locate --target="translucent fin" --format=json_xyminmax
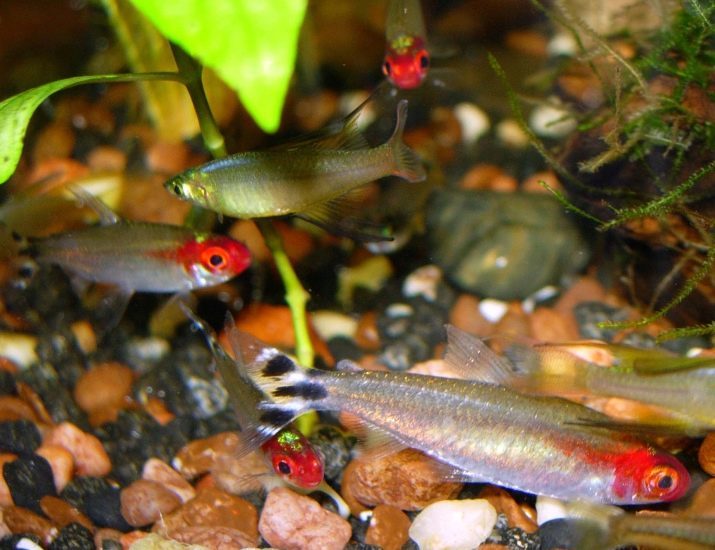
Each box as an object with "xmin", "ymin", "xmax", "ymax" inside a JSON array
[
  {"xmin": 269, "ymin": 96, "xmax": 370, "ymax": 152},
  {"xmin": 335, "ymin": 359, "xmax": 363, "ymax": 372},
  {"xmin": 68, "ymin": 185, "xmax": 120, "ymax": 225},
  {"xmin": 388, "ymin": 99, "xmax": 426, "ymax": 182},
  {"xmin": 567, "ymin": 416, "xmax": 706, "ymax": 438},
  {"xmin": 296, "ymin": 189, "xmax": 394, "ymax": 242},
  {"xmin": 443, "ymin": 325, "xmax": 515, "ymax": 385},
  {"xmin": 90, "ymin": 286, "xmax": 133, "ymax": 334}
]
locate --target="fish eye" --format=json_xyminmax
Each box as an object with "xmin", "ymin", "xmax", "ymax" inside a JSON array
[
  {"xmin": 419, "ymin": 51, "xmax": 430, "ymax": 69},
  {"xmin": 644, "ymin": 465, "xmax": 679, "ymax": 496},
  {"xmin": 382, "ymin": 60, "xmax": 392, "ymax": 76},
  {"xmin": 277, "ymin": 459, "xmax": 292, "ymax": 475},
  {"xmin": 200, "ymin": 246, "xmax": 230, "ymax": 272}
]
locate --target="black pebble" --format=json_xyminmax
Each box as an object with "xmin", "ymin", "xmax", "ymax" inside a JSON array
[
  {"xmin": 0, "ymin": 370, "xmax": 16, "ymax": 396},
  {"xmin": 3, "ymin": 453, "xmax": 57, "ymax": 514},
  {"xmin": 84, "ymin": 487, "xmax": 132, "ymax": 532},
  {"xmin": 0, "ymin": 419, "xmax": 41, "ymax": 454},
  {"xmin": 539, "ymin": 518, "xmax": 607, "ymax": 550},
  {"xmin": 309, "ymin": 424, "xmax": 356, "ymax": 483},
  {"xmin": 61, "ymin": 476, "xmax": 114, "ymax": 510},
  {"xmin": 48, "ymin": 522, "xmax": 94, "ymax": 550},
  {"xmin": 0, "ymin": 534, "xmax": 43, "ymax": 549}
]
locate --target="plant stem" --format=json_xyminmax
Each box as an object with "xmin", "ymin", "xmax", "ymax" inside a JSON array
[
  {"xmin": 256, "ymin": 220, "xmax": 314, "ymax": 367},
  {"xmin": 169, "ymin": 44, "xmax": 317, "ymax": 432}
]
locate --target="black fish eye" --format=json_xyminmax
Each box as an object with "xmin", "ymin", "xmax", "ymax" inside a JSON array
[
  {"xmin": 658, "ymin": 475, "xmax": 673, "ymax": 489},
  {"xmin": 383, "ymin": 60, "xmax": 392, "ymax": 75},
  {"xmin": 173, "ymin": 183, "xmax": 182, "ymax": 195},
  {"xmin": 420, "ymin": 53, "xmax": 430, "ymax": 69},
  {"xmin": 277, "ymin": 460, "xmax": 291, "ymax": 474},
  {"xmin": 209, "ymin": 254, "xmax": 223, "ymax": 266}
]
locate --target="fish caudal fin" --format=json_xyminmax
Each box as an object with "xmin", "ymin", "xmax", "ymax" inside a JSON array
[
  {"xmin": 235, "ymin": 335, "xmax": 327, "ymax": 429},
  {"xmin": 389, "ymin": 100, "xmax": 427, "ymax": 183}
]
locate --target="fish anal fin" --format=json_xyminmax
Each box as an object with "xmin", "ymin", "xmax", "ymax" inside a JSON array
[
  {"xmin": 296, "ymin": 190, "xmax": 394, "ymax": 243},
  {"xmin": 88, "ymin": 285, "xmax": 133, "ymax": 334}
]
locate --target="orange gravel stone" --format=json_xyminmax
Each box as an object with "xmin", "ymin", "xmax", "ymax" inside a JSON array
[
  {"xmin": 259, "ymin": 487, "xmax": 351, "ymax": 550},
  {"xmin": 365, "ymin": 504, "xmax": 411, "ymax": 550},
  {"xmin": 173, "ymin": 431, "xmax": 244, "ymax": 479},
  {"xmin": 449, "ymin": 294, "xmax": 495, "ymax": 338},
  {"xmin": 341, "ymin": 449, "xmax": 462, "ymax": 511},
  {"xmin": 529, "ymin": 306, "xmax": 580, "ymax": 342},
  {"xmin": 73, "ymin": 362, "xmax": 134, "ymax": 414},
  {"xmin": 36, "ymin": 444, "xmax": 74, "ymax": 493},
  {"xmin": 478, "ymin": 486, "xmax": 538, "ymax": 533},
  {"xmin": 0, "ymin": 454, "xmax": 17, "ymax": 506},
  {"xmin": 3, "ymin": 505, "xmax": 58, "ymax": 546},
  {"xmin": 698, "ymin": 432, "xmax": 715, "ymax": 476},
  {"xmin": 43, "ymin": 422, "xmax": 111, "ymax": 477},
  {"xmin": 142, "ymin": 458, "xmax": 196, "ymax": 503},
  {"xmin": 121, "ymin": 479, "xmax": 182, "ymax": 527},
  {"xmin": 167, "ymin": 525, "xmax": 259, "ymax": 549},
  {"xmin": 0, "ymin": 395, "xmax": 39, "ymax": 422},
  {"xmin": 40, "ymin": 495, "xmax": 93, "ymax": 531}
]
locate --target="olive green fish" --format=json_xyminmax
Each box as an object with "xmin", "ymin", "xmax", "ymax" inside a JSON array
[{"xmin": 164, "ymin": 100, "xmax": 425, "ymax": 239}]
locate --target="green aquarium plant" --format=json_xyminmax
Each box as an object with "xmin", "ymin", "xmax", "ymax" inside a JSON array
[
  {"xmin": 491, "ymin": 1, "xmax": 714, "ymax": 341},
  {"xmin": 0, "ymin": 0, "xmax": 318, "ymax": 428}
]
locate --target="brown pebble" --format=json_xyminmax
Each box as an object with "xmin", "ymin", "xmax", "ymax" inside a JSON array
[
  {"xmin": 365, "ymin": 504, "xmax": 411, "ymax": 550},
  {"xmin": 478, "ymin": 486, "xmax": 538, "ymax": 533},
  {"xmin": 0, "ymin": 454, "xmax": 17, "ymax": 506},
  {"xmin": 146, "ymin": 141, "xmax": 190, "ymax": 175},
  {"xmin": 142, "ymin": 458, "xmax": 196, "ymax": 503},
  {"xmin": 685, "ymin": 478, "xmax": 715, "ymax": 517},
  {"xmin": 0, "ymin": 395, "xmax": 39, "ymax": 422},
  {"xmin": 86, "ymin": 145, "xmax": 127, "ymax": 172},
  {"xmin": 155, "ymin": 486, "xmax": 258, "ymax": 544},
  {"xmin": 3, "ymin": 505, "xmax": 58, "ymax": 546},
  {"xmin": 460, "ymin": 164, "xmax": 506, "ymax": 191},
  {"xmin": 341, "ymin": 449, "xmax": 462, "ymax": 511},
  {"xmin": 521, "ymin": 170, "xmax": 561, "ymax": 194},
  {"xmin": 69, "ymin": 320, "xmax": 97, "ymax": 355},
  {"xmin": 430, "ymin": 107, "xmax": 462, "ymax": 164},
  {"xmin": 449, "ymin": 294, "xmax": 495, "ymax": 338},
  {"xmin": 554, "ymin": 276, "xmax": 607, "ymax": 318},
  {"xmin": 698, "ymin": 433, "xmax": 715, "ymax": 476},
  {"xmin": 493, "ymin": 303, "xmax": 532, "ymax": 345},
  {"xmin": 32, "ymin": 121, "xmax": 76, "ymax": 164},
  {"xmin": 94, "ymin": 528, "xmax": 123, "ymax": 549},
  {"xmin": 355, "ymin": 311, "xmax": 381, "ymax": 351},
  {"xmin": 211, "ymin": 448, "xmax": 271, "ymax": 496},
  {"xmin": 40, "ymin": 495, "xmax": 93, "ymax": 531},
  {"xmin": 229, "ymin": 220, "xmax": 271, "ymax": 263},
  {"xmin": 36, "ymin": 444, "xmax": 74, "ymax": 493},
  {"xmin": 505, "ymin": 29, "xmax": 548, "ymax": 57},
  {"xmin": 119, "ymin": 530, "xmax": 150, "ymax": 548},
  {"xmin": 259, "ymin": 487, "xmax": 352, "ymax": 550},
  {"xmin": 275, "ymin": 221, "xmax": 315, "ymax": 264},
  {"xmin": 143, "ymin": 396, "xmax": 175, "ymax": 426},
  {"xmin": 167, "ymin": 525, "xmax": 258, "ymax": 549},
  {"xmin": 231, "ymin": 304, "xmax": 334, "ymax": 366},
  {"xmin": 173, "ymin": 431, "xmax": 244, "ymax": 479},
  {"xmin": 121, "ymin": 479, "xmax": 182, "ymax": 527},
  {"xmin": 529, "ymin": 307, "xmax": 580, "ymax": 342},
  {"xmin": 43, "ymin": 422, "xmax": 111, "ymax": 476},
  {"xmin": 16, "ymin": 382, "xmax": 54, "ymax": 425},
  {"xmin": 73, "ymin": 362, "xmax": 134, "ymax": 414}
]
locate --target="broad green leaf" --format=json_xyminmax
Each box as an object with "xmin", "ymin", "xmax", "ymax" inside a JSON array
[
  {"xmin": 0, "ymin": 73, "xmax": 177, "ymax": 185},
  {"xmin": 129, "ymin": 0, "xmax": 308, "ymax": 133}
]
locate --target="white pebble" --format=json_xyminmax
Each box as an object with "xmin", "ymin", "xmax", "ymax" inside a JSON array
[
  {"xmin": 535, "ymin": 495, "xmax": 568, "ymax": 525},
  {"xmin": 311, "ymin": 310, "xmax": 358, "ymax": 341},
  {"xmin": 454, "ymin": 102, "xmax": 490, "ymax": 144},
  {"xmin": 496, "ymin": 119, "xmax": 530, "ymax": 148},
  {"xmin": 403, "ymin": 265, "xmax": 443, "ymax": 302},
  {"xmin": 0, "ymin": 332, "xmax": 38, "ymax": 368},
  {"xmin": 478, "ymin": 299, "xmax": 509, "ymax": 324},
  {"xmin": 547, "ymin": 32, "xmax": 578, "ymax": 57},
  {"xmin": 16, "ymin": 539, "xmax": 44, "ymax": 550},
  {"xmin": 529, "ymin": 102, "xmax": 577, "ymax": 138},
  {"xmin": 409, "ymin": 499, "xmax": 497, "ymax": 550}
]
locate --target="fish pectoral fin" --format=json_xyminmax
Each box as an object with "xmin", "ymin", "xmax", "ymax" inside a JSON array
[
  {"xmin": 427, "ymin": 460, "xmax": 485, "ymax": 484},
  {"xmin": 297, "ymin": 192, "xmax": 394, "ymax": 243},
  {"xmin": 68, "ymin": 185, "xmax": 120, "ymax": 225},
  {"xmin": 88, "ymin": 285, "xmax": 133, "ymax": 335}
]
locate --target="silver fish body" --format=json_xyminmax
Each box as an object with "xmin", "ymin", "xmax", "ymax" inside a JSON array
[
  {"xmin": 246, "ymin": 328, "xmax": 690, "ymax": 505},
  {"xmin": 30, "ymin": 222, "xmax": 248, "ymax": 292},
  {"xmin": 164, "ymin": 100, "xmax": 425, "ymax": 220}
]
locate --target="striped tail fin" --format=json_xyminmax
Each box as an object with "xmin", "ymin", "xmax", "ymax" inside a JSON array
[{"xmin": 226, "ymin": 328, "xmax": 328, "ymax": 430}]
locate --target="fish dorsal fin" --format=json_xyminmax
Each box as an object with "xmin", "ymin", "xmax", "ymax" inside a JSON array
[
  {"xmin": 296, "ymin": 189, "xmax": 394, "ymax": 243},
  {"xmin": 443, "ymin": 325, "xmax": 514, "ymax": 385},
  {"xmin": 270, "ymin": 97, "xmax": 370, "ymax": 152},
  {"xmin": 335, "ymin": 359, "xmax": 363, "ymax": 372},
  {"xmin": 68, "ymin": 186, "xmax": 120, "ymax": 225}
]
